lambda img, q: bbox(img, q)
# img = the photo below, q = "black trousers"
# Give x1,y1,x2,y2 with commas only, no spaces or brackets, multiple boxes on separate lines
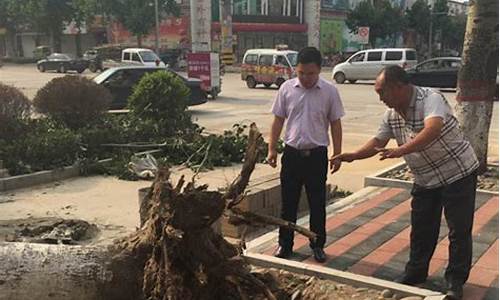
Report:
278,145,328,250
405,170,477,285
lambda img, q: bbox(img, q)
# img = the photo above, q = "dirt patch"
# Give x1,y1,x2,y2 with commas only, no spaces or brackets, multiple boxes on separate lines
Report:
383,165,498,192
0,217,99,244
251,267,413,300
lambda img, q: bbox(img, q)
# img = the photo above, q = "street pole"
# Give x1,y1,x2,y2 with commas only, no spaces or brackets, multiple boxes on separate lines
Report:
428,11,447,59
154,0,160,54
428,17,433,59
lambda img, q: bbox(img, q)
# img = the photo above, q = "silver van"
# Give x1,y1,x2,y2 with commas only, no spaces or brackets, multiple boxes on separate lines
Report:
332,48,417,84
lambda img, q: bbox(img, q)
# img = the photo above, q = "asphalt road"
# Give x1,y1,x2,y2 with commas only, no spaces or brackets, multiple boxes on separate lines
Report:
0,64,497,191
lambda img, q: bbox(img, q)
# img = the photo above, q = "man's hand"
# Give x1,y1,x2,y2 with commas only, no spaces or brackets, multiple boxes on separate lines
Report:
331,152,357,163
267,149,278,168
329,156,342,174
375,147,406,160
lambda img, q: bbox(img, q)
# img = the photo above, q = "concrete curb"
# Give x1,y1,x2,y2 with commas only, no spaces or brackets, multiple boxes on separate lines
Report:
0,150,161,192
364,162,499,196
244,253,446,300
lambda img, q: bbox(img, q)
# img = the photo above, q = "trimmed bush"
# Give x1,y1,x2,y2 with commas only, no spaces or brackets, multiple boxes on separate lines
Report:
33,76,112,130
127,70,194,136
0,118,81,175
0,83,32,140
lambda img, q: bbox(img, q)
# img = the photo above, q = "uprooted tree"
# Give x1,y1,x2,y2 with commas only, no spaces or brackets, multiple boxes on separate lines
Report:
0,123,316,300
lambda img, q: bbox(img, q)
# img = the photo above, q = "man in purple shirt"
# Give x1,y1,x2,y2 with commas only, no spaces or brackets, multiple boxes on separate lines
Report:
267,47,345,263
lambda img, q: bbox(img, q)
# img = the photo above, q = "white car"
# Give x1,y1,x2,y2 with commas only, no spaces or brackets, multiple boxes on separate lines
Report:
332,48,417,84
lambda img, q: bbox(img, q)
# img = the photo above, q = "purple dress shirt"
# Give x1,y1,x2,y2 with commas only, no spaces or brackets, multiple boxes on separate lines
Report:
271,77,345,150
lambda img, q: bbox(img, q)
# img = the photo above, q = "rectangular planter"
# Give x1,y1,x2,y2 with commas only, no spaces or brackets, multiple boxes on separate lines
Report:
364,162,499,195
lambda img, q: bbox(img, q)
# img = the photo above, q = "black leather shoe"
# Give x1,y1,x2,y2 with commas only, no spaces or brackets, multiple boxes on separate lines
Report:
273,246,292,259
312,248,327,263
446,283,463,300
395,273,427,286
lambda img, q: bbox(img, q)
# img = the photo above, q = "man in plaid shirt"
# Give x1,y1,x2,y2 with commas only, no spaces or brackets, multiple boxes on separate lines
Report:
333,65,478,300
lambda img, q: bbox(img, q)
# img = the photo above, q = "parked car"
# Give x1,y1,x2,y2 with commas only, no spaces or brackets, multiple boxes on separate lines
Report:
121,48,165,67
92,66,207,109
37,53,89,73
33,45,51,60
241,48,298,88
332,48,418,84
406,57,462,88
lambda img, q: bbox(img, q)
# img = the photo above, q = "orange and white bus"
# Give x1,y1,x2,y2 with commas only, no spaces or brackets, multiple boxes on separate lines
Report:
241,48,298,89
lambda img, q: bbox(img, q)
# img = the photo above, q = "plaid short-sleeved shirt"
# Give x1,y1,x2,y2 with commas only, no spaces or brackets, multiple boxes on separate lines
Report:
376,86,479,188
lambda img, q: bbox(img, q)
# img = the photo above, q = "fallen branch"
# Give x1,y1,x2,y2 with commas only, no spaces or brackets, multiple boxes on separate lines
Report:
229,207,317,242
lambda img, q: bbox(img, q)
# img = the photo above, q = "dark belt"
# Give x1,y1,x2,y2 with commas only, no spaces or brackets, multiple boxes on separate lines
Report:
284,145,326,157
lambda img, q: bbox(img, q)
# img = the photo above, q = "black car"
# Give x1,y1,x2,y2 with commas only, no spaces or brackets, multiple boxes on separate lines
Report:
37,53,89,73
406,57,462,89
93,66,207,109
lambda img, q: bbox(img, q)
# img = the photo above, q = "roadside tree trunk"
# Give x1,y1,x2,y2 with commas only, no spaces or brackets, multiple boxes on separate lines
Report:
75,29,82,57
454,0,498,173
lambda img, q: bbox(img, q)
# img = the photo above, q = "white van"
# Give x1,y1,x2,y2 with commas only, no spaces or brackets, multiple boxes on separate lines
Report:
121,48,165,67
332,48,417,84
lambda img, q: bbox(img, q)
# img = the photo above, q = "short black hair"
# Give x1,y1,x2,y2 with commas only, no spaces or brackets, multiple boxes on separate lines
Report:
380,65,410,86
297,47,322,67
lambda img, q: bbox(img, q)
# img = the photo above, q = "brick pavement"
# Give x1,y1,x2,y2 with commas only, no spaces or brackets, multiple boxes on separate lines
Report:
249,187,499,300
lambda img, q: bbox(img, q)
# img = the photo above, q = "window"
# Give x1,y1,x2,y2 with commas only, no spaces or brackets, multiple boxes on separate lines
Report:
350,52,365,62
233,0,248,15
275,56,289,67
419,60,441,71
385,51,403,61
123,52,131,61
405,50,416,60
249,0,262,15
259,55,273,66
287,53,298,66
132,53,141,62
244,54,258,65
367,51,382,61
139,51,158,62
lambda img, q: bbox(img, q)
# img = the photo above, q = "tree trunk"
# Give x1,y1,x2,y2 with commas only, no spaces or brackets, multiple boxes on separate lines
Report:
137,35,143,47
0,242,143,300
454,0,498,173
6,30,17,57
75,30,82,57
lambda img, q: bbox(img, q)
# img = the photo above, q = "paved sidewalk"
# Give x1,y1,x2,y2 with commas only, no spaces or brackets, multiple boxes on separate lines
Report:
248,187,499,300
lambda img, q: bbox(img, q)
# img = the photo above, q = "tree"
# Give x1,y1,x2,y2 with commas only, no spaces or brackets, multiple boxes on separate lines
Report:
346,0,405,48
25,0,74,52
0,0,30,57
104,0,180,47
441,13,466,53
69,0,100,56
429,0,450,55
405,0,431,51
454,0,498,173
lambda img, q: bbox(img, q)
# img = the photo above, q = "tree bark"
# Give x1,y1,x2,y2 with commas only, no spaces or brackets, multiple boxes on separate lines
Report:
0,242,142,300
454,0,498,173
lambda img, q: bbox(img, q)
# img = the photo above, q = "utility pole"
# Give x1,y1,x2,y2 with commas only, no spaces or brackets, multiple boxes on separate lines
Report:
428,11,447,59
154,0,160,54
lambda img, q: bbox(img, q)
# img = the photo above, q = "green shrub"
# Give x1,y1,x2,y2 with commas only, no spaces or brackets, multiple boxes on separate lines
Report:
33,76,112,130
0,83,32,140
0,118,81,175
127,70,194,136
